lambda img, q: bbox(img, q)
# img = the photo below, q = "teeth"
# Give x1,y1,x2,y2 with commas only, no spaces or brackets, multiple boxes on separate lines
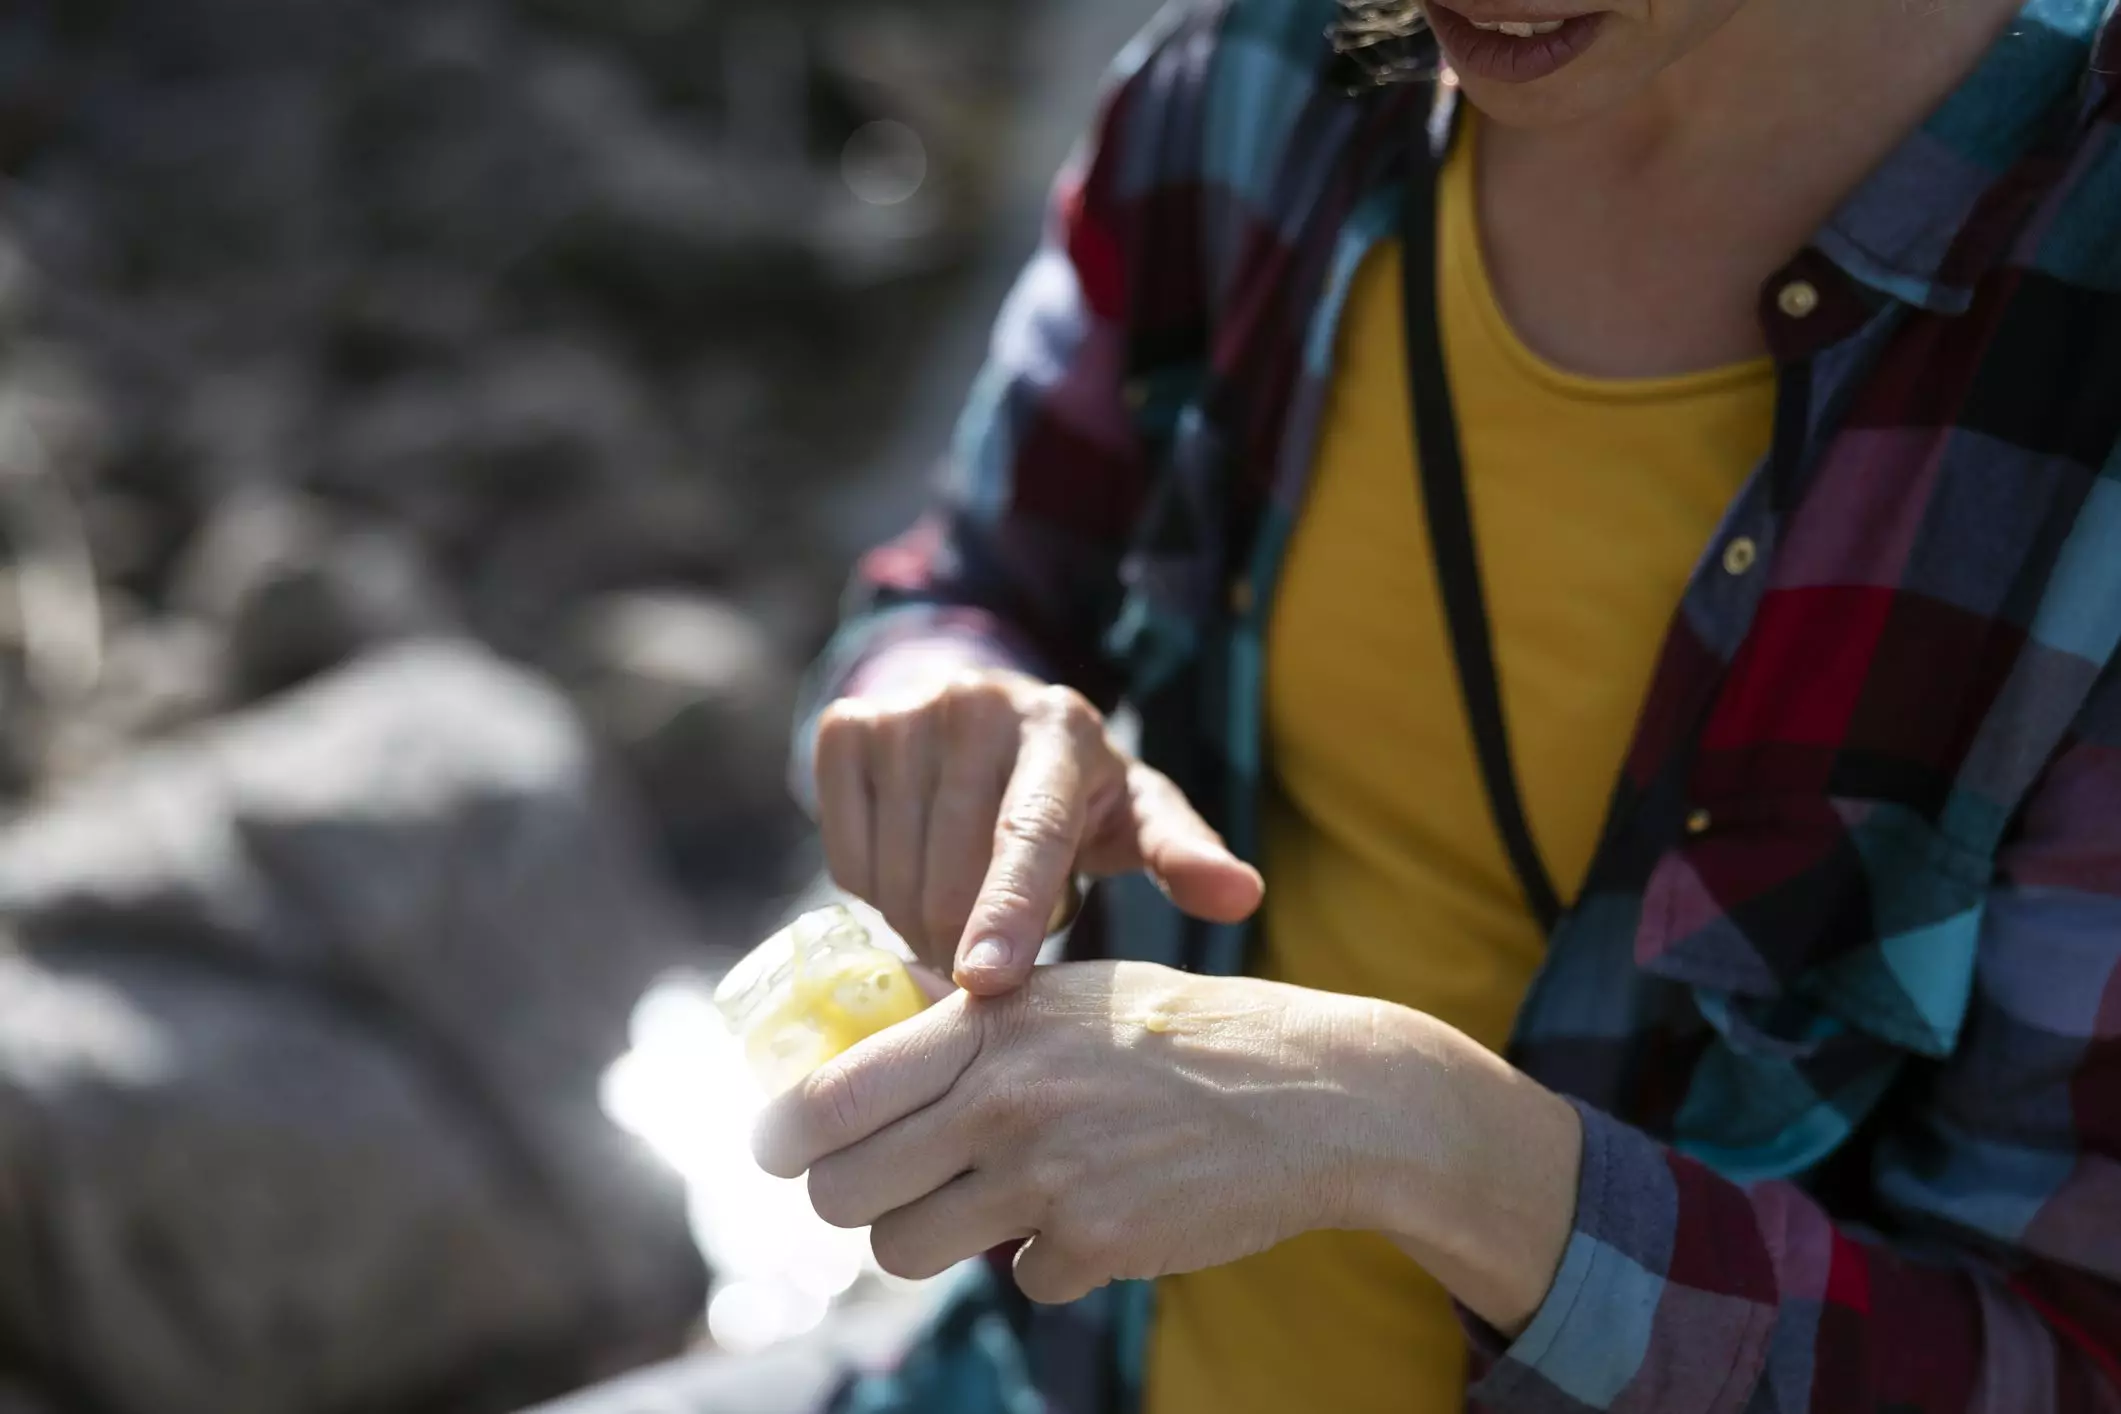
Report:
1469,18,1568,35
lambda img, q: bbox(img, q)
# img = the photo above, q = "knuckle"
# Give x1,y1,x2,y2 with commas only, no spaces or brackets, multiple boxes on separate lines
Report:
1067,1210,1129,1263
1025,683,1075,719
1026,684,1098,733
815,707,868,757
939,677,1016,730
972,879,1039,926
807,1064,868,1142
1000,789,1076,845
823,694,887,731
1023,1152,1076,1208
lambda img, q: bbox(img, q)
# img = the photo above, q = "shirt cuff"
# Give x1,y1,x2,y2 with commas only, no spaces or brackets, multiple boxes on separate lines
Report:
1464,1101,1776,1414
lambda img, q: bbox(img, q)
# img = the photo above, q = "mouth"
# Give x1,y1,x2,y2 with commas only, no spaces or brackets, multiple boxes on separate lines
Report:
1423,4,1607,84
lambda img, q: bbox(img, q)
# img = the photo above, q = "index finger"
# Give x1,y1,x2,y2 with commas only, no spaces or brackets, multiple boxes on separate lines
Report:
752,993,982,1180
953,721,1092,995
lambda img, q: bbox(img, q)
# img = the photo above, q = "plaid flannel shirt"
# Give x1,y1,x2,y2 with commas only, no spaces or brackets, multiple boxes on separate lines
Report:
798,1,2121,1410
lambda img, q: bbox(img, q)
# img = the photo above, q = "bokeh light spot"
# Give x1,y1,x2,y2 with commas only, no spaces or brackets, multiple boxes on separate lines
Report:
841,121,928,207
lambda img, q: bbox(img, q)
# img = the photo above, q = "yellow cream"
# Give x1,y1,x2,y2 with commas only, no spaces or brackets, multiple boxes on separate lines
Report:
716,906,927,1094
745,947,924,1086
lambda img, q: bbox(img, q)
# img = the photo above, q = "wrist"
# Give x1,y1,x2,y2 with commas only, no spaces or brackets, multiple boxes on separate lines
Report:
1331,1000,1584,1335
1320,999,1464,1234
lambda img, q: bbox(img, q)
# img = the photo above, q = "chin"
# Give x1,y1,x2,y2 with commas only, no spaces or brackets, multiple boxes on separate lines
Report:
1450,56,1651,130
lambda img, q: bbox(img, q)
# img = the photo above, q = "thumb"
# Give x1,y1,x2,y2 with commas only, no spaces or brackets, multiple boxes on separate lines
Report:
1126,767,1263,924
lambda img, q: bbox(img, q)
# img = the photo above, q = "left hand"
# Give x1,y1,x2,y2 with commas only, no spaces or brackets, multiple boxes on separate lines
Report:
752,962,1400,1304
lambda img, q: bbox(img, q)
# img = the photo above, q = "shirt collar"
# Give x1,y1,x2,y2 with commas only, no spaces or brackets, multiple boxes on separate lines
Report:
1816,0,2114,315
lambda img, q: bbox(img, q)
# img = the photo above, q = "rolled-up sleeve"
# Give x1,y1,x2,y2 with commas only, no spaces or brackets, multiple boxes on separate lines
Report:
1472,683,2121,1414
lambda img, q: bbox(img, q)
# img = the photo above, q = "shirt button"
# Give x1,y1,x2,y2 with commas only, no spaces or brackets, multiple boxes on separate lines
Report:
1229,579,1256,616
1686,808,1714,838
1722,536,1759,577
1777,279,1821,320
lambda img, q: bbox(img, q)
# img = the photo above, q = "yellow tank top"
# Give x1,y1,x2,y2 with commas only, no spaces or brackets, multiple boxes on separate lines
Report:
1143,124,1774,1414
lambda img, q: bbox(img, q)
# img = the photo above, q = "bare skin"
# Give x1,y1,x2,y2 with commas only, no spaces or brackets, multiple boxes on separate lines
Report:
793,0,2027,1338
811,670,1263,994
1466,0,2026,376
756,964,1579,1326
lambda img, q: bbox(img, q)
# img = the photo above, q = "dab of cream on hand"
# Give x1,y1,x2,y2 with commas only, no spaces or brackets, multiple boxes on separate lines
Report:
1134,996,1267,1039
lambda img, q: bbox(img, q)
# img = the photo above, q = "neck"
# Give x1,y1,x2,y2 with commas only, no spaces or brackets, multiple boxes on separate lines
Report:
1469,0,2024,377
1487,0,2023,191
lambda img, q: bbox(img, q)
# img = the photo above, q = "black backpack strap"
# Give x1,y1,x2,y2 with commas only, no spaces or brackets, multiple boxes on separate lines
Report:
1398,136,1565,936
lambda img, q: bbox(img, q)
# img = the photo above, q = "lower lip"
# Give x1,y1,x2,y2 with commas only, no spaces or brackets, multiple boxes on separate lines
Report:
1424,5,1606,83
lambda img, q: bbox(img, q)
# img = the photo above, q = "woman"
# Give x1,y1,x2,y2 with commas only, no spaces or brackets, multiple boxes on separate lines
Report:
761,1,2121,1411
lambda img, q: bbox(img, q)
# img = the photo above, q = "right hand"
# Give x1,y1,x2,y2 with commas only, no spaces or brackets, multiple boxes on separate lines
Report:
812,669,1264,996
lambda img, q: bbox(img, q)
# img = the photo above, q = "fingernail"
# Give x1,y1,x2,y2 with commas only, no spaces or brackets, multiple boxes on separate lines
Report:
961,937,1014,974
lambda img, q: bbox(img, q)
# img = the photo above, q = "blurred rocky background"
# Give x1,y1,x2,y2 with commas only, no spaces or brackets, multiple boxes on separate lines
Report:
0,0,1158,1410
0,0,1048,908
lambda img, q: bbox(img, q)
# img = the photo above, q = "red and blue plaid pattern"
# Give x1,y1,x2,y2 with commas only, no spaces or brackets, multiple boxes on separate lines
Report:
800,1,2121,1410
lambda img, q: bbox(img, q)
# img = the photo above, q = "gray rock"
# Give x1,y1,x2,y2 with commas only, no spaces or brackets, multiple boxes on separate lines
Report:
226,523,448,696
0,0,1049,810
171,489,450,698
553,591,801,887
323,262,495,381
0,641,708,1414
167,486,324,624
463,481,742,653
313,342,693,564
460,340,671,504
170,361,318,497
313,376,487,537
35,613,226,786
